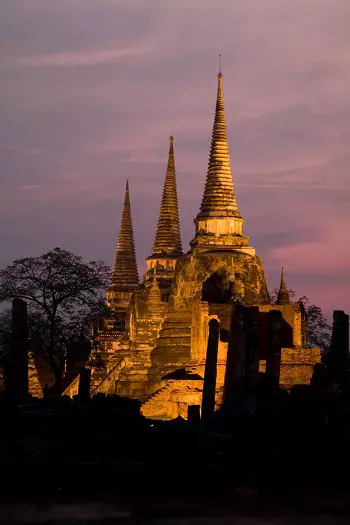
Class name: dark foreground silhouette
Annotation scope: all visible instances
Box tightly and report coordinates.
[1,375,350,521]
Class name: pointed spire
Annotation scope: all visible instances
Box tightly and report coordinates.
[112,180,139,289]
[198,73,240,218]
[147,267,162,314]
[277,267,290,305]
[151,137,183,257]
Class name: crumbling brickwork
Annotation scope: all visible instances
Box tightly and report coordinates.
[279,348,321,389]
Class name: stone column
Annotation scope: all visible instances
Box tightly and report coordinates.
[201,318,220,421]
[330,310,349,373]
[5,299,29,401]
[78,368,91,401]
[244,306,260,384]
[266,310,282,384]
[223,305,246,407]
[188,404,201,423]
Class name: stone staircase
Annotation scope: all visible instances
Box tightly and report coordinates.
[90,358,126,396]
[141,378,204,420]
[141,381,174,420]
[61,358,126,398]
[61,374,80,398]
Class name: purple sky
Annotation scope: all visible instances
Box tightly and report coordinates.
[1,0,349,317]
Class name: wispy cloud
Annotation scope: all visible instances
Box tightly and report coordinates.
[1,145,40,156]
[17,184,42,191]
[13,44,154,68]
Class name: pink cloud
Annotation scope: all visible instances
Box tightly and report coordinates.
[13,44,154,68]
[268,232,350,274]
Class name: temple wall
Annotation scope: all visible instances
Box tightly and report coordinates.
[258,303,304,349]
[259,347,321,389]
[279,347,321,389]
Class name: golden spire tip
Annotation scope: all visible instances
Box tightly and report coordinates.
[218,53,222,77]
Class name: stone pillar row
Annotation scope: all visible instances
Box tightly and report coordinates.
[202,306,284,417]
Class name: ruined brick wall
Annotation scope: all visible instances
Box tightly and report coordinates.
[258,303,304,349]
[278,347,321,388]
[259,348,321,388]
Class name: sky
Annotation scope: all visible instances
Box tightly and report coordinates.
[0,0,349,318]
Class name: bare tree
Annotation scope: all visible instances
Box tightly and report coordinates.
[0,248,111,390]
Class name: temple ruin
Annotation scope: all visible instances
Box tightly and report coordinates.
[63,72,322,418]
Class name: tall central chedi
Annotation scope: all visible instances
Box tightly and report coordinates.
[152,72,269,372]
[191,72,254,256]
[173,71,269,309]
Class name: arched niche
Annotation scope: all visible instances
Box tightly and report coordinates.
[201,270,232,304]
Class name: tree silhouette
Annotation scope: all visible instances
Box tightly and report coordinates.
[0,248,111,390]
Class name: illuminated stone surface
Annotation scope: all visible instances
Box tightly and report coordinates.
[145,138,183,304]
[149,136,182,259]
[198,73,239,218]
[107,180,139,312]
[279,348,322,388]
[28,356,43,398]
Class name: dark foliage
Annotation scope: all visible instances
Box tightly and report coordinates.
[298,295,331,351]
[0,248,112,388]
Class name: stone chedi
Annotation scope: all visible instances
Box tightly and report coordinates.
[192,72,252,254]
[63,72,321,418]
[107,180,139,318]
[145,136,183,300]
[146,137,182,264]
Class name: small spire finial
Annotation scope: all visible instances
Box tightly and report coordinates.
[169,136,174,143]
[219,53,222,76]
[281,267,286,287]
[277,266,290,305]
